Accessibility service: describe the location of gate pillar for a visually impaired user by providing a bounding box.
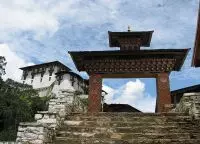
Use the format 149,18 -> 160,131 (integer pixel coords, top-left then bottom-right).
156,73 -> 171,112
88,74 -> 102,113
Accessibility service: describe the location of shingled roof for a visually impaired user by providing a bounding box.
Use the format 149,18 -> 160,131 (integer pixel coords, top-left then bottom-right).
20,61 -> 71,71
171,84 -> 200,104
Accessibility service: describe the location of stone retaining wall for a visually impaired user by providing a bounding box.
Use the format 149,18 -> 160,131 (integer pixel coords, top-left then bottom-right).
35,111 -> 61,129
15,90 -> 76,144
16,123 -> 54,144
48,90 -> 74,116
15,90 -> 88,144
16,111 -> 60,144
173,92 -> 200,119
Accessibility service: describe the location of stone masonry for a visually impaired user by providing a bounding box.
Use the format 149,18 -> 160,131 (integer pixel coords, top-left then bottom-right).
16,89 -> 85,144
173,92 -> 200,119
16,122 -> 54,144
15,91 -> 200,144
54,112 -> 200,144
52,92 -> 200,144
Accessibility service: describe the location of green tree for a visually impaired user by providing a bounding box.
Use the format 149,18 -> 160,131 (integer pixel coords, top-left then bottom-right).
0,56 -> 6,77
0,78 -> 50,141
0,57 -> 50,140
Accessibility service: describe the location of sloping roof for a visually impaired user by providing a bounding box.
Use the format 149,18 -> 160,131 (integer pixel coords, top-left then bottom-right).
20,61 -> 71,71
171,84 -> 200,96
103,104 -> 141,112
192,3 -> 200,67
108,31 -> 154,47
69,49 -> 190,73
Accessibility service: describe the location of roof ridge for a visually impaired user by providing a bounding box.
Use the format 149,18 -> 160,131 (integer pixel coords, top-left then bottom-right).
19,61 -> 72,71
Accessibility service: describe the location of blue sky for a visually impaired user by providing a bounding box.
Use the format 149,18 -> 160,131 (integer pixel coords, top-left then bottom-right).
0,0 -> 199,112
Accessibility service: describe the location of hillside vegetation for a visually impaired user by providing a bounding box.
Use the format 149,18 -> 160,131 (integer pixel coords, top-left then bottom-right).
0,57 -> 49,141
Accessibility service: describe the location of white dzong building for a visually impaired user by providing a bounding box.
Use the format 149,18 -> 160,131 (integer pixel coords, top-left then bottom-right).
20,61 -> 88,96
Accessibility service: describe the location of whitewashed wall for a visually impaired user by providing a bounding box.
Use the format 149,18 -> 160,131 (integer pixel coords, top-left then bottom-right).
20,65 -> 87,97
21,66 -> 58,89
52,74 -> 84,95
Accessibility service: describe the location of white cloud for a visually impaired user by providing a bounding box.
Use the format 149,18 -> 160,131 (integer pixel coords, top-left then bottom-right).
0,0 -> 59,39
102,84 -> 116,104
0,0 -> 198,93
103,79 -> 156,112
0,43 -> 34,82
0,0 -> 119,39
50,0 -> 119,25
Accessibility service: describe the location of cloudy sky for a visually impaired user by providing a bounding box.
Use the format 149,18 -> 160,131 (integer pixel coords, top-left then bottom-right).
0,0 -> 199,112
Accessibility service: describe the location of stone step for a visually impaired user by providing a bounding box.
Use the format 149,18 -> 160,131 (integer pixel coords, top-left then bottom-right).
195,105 -> 200,108
65,115 -> 192,123
54,137 -> 200,144
60,125 -> 200,134
193,102 -> 200,108
63,120 -> 194,127
196,105 -> 200,110
56,131 -> 196,139
54,112 -> 200,144
68,112 -> 188,117
194,102 -> 200,105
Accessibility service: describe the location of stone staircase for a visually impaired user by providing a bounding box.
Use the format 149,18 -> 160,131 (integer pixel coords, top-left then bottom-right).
53,112 -> 200,144
193,102 -> 200,119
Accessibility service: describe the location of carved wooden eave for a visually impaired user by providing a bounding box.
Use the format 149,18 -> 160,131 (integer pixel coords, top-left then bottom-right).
69,49 -> 190,76
192,3 -> 200,67
55,71 -> 84,81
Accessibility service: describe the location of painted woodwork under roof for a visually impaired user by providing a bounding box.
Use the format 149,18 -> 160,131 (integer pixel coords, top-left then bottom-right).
108,31 -> 154,50
69,49 -> 189,75
55,71 -> 84,81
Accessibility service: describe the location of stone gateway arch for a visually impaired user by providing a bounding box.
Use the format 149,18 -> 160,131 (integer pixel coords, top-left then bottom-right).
69,29 -> 189,113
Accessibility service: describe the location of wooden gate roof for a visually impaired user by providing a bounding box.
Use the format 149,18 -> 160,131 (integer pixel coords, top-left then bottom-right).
69,49 -> 189,75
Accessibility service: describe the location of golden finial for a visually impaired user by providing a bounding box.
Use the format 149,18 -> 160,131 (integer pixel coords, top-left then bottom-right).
128,25 -> 131,32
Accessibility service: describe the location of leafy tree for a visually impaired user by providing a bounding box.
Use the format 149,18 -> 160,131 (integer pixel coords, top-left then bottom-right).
0,56 -> 6,77
0,79 -> 50,141
0,57 -> 50,140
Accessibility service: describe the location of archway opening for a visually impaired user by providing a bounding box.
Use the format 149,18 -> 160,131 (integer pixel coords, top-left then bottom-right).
102,78 -> 157,113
